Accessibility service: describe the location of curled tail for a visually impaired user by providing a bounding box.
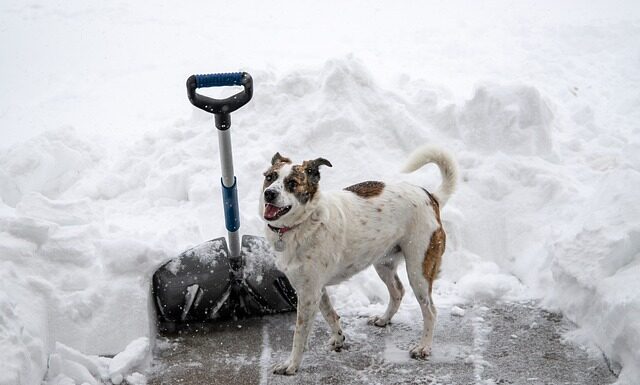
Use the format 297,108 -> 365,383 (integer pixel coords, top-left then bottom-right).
402,145 -> 458,206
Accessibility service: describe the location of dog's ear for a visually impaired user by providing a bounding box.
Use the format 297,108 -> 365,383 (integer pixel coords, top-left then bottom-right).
271,152 -> 291,165
305,157 -> 332,184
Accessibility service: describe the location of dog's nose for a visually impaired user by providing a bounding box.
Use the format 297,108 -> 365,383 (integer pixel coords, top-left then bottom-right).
264,189 -> 278,203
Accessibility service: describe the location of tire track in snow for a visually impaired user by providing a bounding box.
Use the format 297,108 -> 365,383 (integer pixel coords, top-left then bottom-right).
469,306 -> 492,384
259,324 -> 271,385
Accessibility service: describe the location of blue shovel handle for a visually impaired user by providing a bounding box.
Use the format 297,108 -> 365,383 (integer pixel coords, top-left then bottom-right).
194,72 -> 245,88
186,72 -> 253,129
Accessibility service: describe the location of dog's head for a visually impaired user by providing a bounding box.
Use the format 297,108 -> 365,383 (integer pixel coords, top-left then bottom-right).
260,152 -> 332,225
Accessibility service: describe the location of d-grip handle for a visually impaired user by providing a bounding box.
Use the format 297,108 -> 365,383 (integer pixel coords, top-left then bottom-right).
186,72 -> 253,130
194,72 -> 244,88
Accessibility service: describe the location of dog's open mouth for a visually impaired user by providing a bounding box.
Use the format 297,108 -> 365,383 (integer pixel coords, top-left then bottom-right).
264,204 -> 291,221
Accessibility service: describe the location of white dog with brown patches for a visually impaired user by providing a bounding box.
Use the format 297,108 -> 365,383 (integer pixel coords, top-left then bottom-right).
259,145 -> 458,375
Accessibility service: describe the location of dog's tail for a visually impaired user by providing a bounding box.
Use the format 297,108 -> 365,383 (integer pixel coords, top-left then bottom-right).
402,145 -> 458,206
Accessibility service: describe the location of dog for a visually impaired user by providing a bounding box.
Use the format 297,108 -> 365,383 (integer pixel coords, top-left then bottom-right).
259,145 -> 458,375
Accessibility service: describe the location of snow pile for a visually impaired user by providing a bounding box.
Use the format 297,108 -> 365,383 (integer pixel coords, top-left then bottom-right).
0,129 -> 163,382
1,55 -> 638,384
547,170 -> 640,383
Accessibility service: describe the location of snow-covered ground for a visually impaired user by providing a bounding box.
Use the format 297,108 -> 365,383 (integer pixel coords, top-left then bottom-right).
1,1 -> 639,384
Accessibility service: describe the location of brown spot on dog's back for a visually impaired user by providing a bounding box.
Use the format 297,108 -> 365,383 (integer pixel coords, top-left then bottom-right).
344,181 -> 385,198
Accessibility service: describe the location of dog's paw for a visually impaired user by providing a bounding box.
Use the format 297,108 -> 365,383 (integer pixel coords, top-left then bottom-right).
328,333 -> 346,352
272,360 -> 298,375
409,345 -> 432,360
367,315 -> 390,328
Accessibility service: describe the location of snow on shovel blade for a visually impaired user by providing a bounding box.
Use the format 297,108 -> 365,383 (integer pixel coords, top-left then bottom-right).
239,235 -> 297,315
153,238 -> 232,328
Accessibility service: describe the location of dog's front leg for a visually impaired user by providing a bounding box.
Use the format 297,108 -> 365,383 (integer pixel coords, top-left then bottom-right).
273,282 -> 321,375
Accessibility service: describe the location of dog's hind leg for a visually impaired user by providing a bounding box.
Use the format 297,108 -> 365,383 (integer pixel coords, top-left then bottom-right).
368,256 -> 404,327
319,287 -> 345,351
402,232 -> 443,360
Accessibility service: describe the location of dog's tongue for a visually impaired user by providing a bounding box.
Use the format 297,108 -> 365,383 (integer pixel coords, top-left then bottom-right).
264,204 -> 281,220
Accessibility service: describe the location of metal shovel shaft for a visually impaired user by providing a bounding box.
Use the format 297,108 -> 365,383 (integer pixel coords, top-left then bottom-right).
217,128 -> 241,261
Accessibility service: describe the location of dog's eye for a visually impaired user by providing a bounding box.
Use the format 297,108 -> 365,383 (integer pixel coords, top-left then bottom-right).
265,173 -> 277,182
287,180 -> 297,190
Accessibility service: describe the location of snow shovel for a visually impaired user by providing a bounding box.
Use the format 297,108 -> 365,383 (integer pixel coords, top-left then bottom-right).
152,72 -> 297,332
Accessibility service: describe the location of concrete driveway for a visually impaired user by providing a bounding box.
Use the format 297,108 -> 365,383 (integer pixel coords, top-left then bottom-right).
147,302 -> 616,385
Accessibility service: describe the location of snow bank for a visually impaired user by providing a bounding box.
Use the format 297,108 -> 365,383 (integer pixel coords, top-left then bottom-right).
2,55 -> 638,383
547,169 -> 640,383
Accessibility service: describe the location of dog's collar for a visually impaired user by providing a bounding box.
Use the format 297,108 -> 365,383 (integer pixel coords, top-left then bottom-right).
268,223 -> 298,236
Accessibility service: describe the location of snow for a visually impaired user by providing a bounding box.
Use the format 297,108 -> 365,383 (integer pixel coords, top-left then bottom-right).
259,325 -> 272,385
2,0 -> 640,384
451,306 -> 466,317
108,338 -> 151,382
545,169 -> 640,384
469,310 -> 492,383
45,338 -> 149,385
125,373 -> 147,385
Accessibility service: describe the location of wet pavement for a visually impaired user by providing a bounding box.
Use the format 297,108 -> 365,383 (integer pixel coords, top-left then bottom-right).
147,302 -> 616,385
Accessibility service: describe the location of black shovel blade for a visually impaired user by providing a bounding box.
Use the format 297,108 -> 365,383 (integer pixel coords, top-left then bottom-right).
152,235 -> 298,332
153,238 -> 232,325
240,235 -> 297,315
